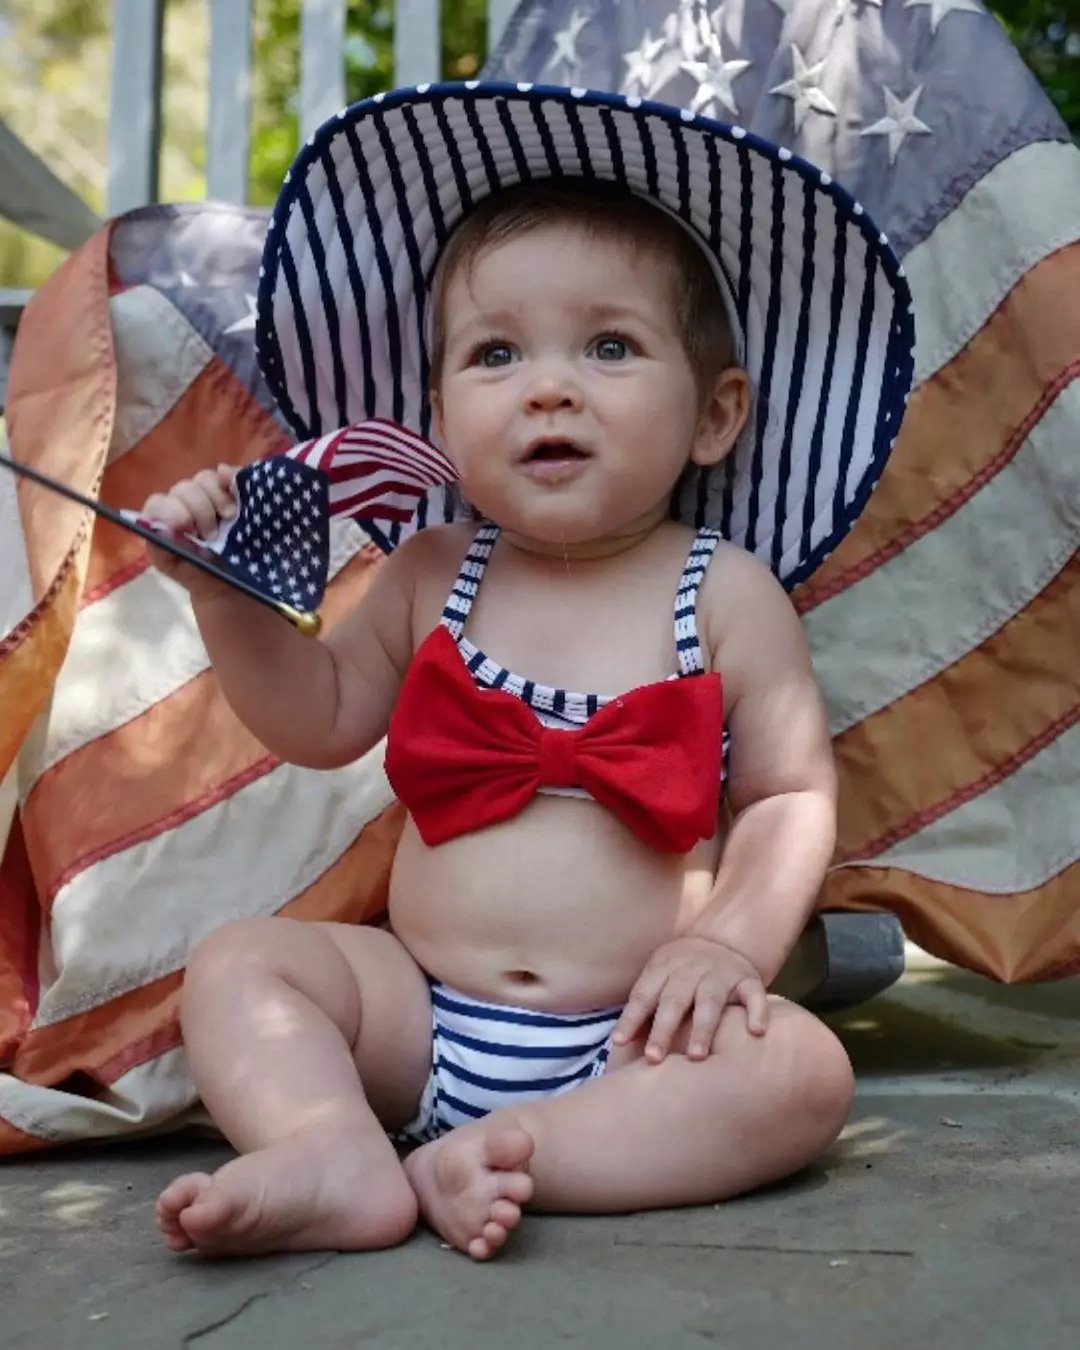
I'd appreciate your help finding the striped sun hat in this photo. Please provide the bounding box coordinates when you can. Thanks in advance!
[255,81,915,589]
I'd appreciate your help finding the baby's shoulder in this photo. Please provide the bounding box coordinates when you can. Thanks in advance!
[700,536,786,601]
[697,539,800,657]
[392,519,477,566]
[385,519,478,606]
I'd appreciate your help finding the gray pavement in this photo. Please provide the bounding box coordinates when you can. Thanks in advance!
[2,946,1079,1350]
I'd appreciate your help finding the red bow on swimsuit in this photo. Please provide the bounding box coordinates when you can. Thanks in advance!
[385,625,723,854]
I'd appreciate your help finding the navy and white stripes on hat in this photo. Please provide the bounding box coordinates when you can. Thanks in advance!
[255,81,915,591]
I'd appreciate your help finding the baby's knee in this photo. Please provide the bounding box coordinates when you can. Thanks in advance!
[182,917,310,1013]
[181,916,364,1042]
[780,1008,855,1146]
[186,916,285,977]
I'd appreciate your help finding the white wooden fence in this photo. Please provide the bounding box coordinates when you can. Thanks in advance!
[107,0,516,216]
[0,0,516,405]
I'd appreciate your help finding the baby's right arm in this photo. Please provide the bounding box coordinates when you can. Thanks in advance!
[142,466,416,769]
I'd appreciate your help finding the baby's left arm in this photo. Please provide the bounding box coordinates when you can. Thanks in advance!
[611,546,837,1063]
[691,545,838,986]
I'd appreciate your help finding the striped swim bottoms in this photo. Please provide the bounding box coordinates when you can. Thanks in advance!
[397,980,623,1144]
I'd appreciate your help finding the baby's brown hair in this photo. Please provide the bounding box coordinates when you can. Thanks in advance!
[428,178,736,404]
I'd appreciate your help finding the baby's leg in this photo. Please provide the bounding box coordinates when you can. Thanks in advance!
[157,917,432,1256]
[405,998,852,1258]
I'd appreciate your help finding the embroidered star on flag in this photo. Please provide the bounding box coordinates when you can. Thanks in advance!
[125,418,460,609]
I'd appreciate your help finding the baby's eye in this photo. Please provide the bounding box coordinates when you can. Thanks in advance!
[474,343,516,368]
[593,336,631,361]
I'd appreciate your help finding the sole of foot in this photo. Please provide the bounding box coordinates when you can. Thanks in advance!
[155,1128,418,1256]
[404,1121,535,1261]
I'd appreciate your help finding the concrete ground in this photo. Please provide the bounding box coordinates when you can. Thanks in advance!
[2,946,1078,1350]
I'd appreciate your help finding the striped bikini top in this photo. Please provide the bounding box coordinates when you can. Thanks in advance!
[439,522,726,735]
[384,522,728,851]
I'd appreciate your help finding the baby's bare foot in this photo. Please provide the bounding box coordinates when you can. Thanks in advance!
[155,1128,417,1256]
[405,1121,535,1260]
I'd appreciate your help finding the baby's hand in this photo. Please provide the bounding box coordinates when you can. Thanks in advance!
[613,936,768,1064]
[141,464,238,597]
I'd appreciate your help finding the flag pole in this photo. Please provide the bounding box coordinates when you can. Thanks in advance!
[0,451,322,637]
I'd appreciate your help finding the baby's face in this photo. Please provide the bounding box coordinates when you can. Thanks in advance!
[431,223,715,547]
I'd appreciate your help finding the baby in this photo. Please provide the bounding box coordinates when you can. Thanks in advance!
[142,83,912,1262]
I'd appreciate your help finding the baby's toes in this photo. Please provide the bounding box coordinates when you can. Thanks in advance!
[489,1198,522,1231]
[178,1185,245,1247]
[156,1173,212,1250]
[467,1196,524,1260]
[160,1225,196,1253]
[468,1228,504,1261]
[484,1125,534,1173]
[496,1169,534,1206]
[159,1172,211,1206]
[157,1173,212,1219]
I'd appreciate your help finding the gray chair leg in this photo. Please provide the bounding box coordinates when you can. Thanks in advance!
[773,911,906,1013]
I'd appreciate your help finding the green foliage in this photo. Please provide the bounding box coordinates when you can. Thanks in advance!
[247,0,488,204]
[0,0,114,286]
[33,0,107,48]
[991,3,1080,135]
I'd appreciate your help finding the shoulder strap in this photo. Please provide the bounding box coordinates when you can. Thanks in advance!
[439,523,500,640]
[674,530,722,677]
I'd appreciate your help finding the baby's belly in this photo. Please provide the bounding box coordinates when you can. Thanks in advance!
[387,794,722,1013]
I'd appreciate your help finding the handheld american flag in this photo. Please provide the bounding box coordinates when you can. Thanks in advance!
[127,418,459,613]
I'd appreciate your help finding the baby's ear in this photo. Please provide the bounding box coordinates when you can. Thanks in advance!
[689,367,751,468]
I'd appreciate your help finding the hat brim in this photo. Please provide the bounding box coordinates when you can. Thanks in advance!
[255,81,914,590]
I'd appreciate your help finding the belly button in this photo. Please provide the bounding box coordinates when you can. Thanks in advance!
[507,969,540,986]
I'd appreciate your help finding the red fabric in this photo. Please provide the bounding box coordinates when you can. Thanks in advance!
[385,626,723,853]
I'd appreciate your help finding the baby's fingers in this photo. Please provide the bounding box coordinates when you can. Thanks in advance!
[612,972,665,1048]
[161,481,214,541]
[141,490,194,537]
[139,492,194,576]
[644,983,695,1063]
[737,979,770,1037]
[214,462,238,496]
[179,471,234,539]
[206,464,239,520]
[687,991,727,1060]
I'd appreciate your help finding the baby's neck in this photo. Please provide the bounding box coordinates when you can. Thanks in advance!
[496,514,671,566]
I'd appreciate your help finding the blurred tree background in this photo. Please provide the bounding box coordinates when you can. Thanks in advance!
[995,1,1079,131]
[0,0,1076,288]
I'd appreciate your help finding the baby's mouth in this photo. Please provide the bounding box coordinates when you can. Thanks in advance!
[521,439,590,463]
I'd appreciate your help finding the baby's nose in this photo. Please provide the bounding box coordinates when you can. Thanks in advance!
[524,367,582,411]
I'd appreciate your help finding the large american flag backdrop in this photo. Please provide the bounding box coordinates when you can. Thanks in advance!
[0,0,1077,1153]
